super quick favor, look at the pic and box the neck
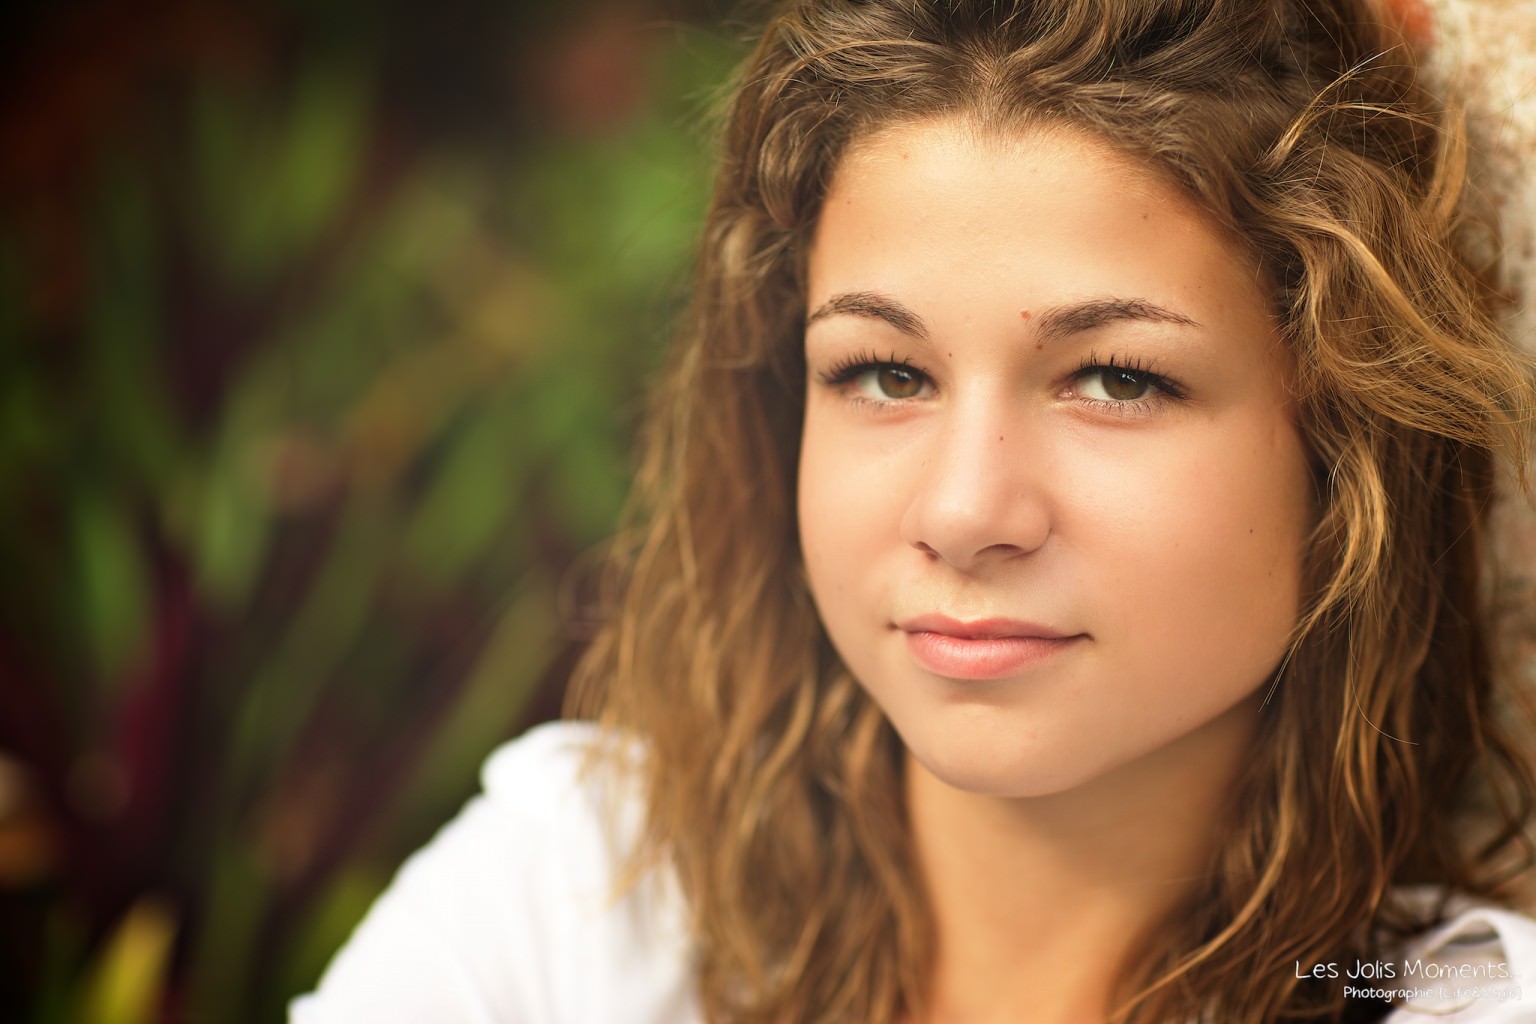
[906,700,1256,1024]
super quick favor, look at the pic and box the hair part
[568,1,1536,1021]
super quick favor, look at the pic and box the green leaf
[389,579,557,837]
[190,443,271,611]
[400,405,531,587]
[228,503,388,790]
[274,864,390,1006]
[193,63,369,287]
[84,162,182,487]
[71,489,151,681]
[185,843,267,1018]
[74,898,177,1024]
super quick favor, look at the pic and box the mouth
[897,614,1084,680]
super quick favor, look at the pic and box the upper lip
[897,614,1078,640]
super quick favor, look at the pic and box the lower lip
[904,631,1079,680]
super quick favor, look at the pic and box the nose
[898,396,1052,571]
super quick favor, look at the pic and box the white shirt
[289,723,698,1023]
[290,722,1536,1023]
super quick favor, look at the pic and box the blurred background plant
[0,0,748,1020]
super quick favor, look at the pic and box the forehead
[808,117,1271,336]
[840,115,1170,197]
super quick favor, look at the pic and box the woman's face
[798,119,1312,798]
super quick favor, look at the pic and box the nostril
[979,542,1027,560]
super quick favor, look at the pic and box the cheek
[797,407,915,637]
[797,415,864,596]
[1095,421,1310,665]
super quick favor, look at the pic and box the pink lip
[898,615,1083,680]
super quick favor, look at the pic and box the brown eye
[1077,366,1158,403]
[876,366,924,399]
[823,358,935,402]
[1099,369,1150,401]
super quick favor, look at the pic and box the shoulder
[1382,891,1536,1022]
[289,721,698,1024]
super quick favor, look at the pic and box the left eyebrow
[1034,298,1198,342]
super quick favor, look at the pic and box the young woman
[291,0,1536,1021]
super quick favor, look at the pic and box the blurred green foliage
[0,2,745,1020]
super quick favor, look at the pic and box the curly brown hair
[568,1,1536,1020]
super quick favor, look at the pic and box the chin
[903,728,1108,800]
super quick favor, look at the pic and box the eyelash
[1070,352,1187,416]
[816,349,1186,415]
[818,350,920,389]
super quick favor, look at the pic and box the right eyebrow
[805,290,929,340]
